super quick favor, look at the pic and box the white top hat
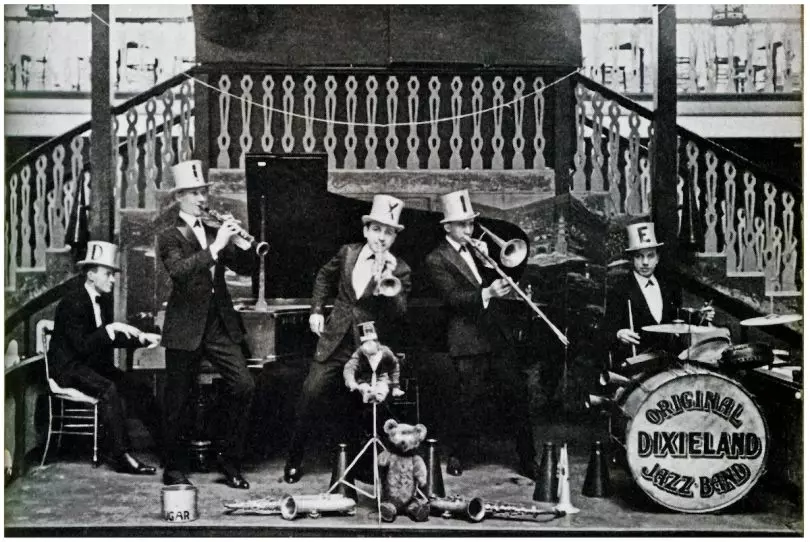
[358,321,378,343]
[362,195,405,231]
[77,240,121,271]
[625,222,664,252]
[170,160,209,193]
[439,190,479,224]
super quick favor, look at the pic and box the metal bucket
[161,484,198,522]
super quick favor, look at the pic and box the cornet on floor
[202,206,269,256]
[373,253,402,297]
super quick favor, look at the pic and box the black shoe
[163,469,192,486]
[115,453,156,475]
[217,455,250,490]
[283,462,302,484]
[446,456,463,477]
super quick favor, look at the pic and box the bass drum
[617,364,768,513]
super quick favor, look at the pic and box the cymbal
[740,313,803,326]
[678,336,731,363]
[642,321,717,335]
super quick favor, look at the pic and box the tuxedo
[286,243,411,467]
[48,285,162,459]
[601,272,683,359]
[425,238,535,468]
[157,213,256,473]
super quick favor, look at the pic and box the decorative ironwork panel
[344,76,358,168]
[303,75,317,154]
[490,76,505,170]
[261,75,276,153]
[511,77,526,170]
[282,75,296,153]
[385,76,400,169]
[216,74,232,168]
[364,76,379,169]
[324,75,337,169]
[239,75,255,169]
[406,76,420,170]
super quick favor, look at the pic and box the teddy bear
[377,418,430,522]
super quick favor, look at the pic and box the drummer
[602,222,714,358]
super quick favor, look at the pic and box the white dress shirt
[634,271,663,323]
[352,244,377,299]
[85,283,115,339]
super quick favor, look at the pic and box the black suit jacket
[310,243,411,362]
[424,239,505,357]
[47,286,143,380]
[601,273,682,358]
[157,214,255,351]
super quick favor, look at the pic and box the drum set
[594,305,802,514]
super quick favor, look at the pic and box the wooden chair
[38,320,101,467]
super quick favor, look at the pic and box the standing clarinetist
[283,194,412,484]
[157,160,256,490]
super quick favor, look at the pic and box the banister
[5,67,198,175]
[572,72,654,119]
[5,275,83,336]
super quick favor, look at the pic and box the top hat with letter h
[170,160,209,193]
[362,195,405,231]
[77,240,121,271]
[439,189,480,224]
[358,321,378,343]
[625,222,664,252]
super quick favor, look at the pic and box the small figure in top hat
[283,194,412,484]
[47,241,164,475]
[343,321,404,404]
[424,189,538,479]
[157,160,257,489]
[601,221,714,358]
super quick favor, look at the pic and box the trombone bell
[478,224,527,268]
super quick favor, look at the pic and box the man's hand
[373,382,390,403]
[701,305,716,324]
[309,314,324,336]
[210,219,241,253]
[617,328,641,345]
[105,322,141,339]
[139,332,162,348]
[486,278,511,299]
[391,388,405,398]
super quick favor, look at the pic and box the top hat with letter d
[77,240,121,271]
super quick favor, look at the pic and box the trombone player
[283,194,412,484]
[425,189,538,479]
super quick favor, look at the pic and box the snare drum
[614,364,768,513]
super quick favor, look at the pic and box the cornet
[373,252,402,297]
[202,206,270,256]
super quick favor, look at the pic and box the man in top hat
[47,241,163,475]
[602,221,712,358]
[424,189,538,479]
[157,160,256,489]
[283,194,412,484]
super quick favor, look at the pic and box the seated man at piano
[602,221,714,360]
[157,160,257,489]
[424,189,538,479]
[47,240,162,475]
[283,194,412,484]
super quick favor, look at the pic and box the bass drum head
[625,368,768,513]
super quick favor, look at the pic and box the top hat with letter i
[439,189,480,224]
[170,160,209,193]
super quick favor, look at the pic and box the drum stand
[327,371,386,524]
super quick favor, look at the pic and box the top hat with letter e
[625,222,664,252]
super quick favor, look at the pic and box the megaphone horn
[478,224,528,268]
[586,394,613,410]
[599,370,630,387]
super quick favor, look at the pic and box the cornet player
[425,190,538,479]
[157,160,256,489]
[283,194,412,484]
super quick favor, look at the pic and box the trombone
[464,227,569,346]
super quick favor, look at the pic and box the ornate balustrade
[572,73,801,296]
[200,67,561,175]
[581,18,802,95]
[5,70,196,289]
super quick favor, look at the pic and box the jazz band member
[424,190,538,479]
[47,241,162,475]
[283,195,412,484]
[602,221,713,359]
[157,160,256,489]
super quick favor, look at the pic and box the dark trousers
[446,352,536,463]
[287,333,360,466]
[163,307,255,473]
[55,363,162,459]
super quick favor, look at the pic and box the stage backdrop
[193,5,582,67]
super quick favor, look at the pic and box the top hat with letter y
[170,160,209,193]
[439,189,480,224]
[362,195,405,231]
[625,222,664,252]
[77,240,121,271]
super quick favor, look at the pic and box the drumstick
[627,300,638,357]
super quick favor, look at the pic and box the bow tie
[458,245,468,254]
[92,294,101,304]
[193,219,203,229]
[645,279,655,288]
